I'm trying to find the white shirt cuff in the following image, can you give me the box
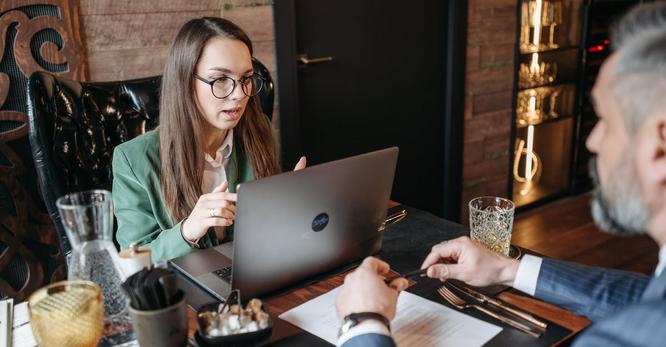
[512,254,543,296]
[336,320,391,347]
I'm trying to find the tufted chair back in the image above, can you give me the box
[26,59,274,257]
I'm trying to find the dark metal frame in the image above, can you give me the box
[273,0,302,172]
[569,1,593,195]
[273,0,468,221]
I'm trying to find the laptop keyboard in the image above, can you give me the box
[213,266,232,282]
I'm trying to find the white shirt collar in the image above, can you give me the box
[656,245,666,277]
[204,130,233,168]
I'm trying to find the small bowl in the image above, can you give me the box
[195,302,272,346]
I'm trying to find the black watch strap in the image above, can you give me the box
[346,312,391,332]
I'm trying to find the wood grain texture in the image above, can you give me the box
[0,0,84,301]
[82,11,220,52]
[80,1,277,84]
[253,40,277,76]
[87,46,169,81]
[1,0,87,79]
[498,291,591,344]
[222,5,275,42]
[513,192,659,275]
[79,0,221,16]
[186,268,591,345]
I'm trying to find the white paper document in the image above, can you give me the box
[279,287,502,347]
[12,301,38,347]
[1,298,11,347]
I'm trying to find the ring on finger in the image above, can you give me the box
[209,208,216,218]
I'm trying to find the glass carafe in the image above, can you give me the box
[56,190,137,346]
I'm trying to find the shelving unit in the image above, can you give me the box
[511,0,643,209]
[511,0,583,208]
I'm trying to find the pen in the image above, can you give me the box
[384,268,428,284]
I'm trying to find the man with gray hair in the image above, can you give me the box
[335,3,666,346]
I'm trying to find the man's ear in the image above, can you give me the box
[647,114,666,184]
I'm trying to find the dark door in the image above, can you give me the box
[275,0,466,219]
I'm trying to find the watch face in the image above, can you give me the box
[337,319,356,338]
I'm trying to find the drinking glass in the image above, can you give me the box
[469,197,515,256]
[28,280,104,347]
[56,189,136,346]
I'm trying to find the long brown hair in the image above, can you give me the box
[159,17,279,222]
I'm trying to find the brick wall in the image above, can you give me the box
[461,0,517,222]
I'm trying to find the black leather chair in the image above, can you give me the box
[26,59,274,257]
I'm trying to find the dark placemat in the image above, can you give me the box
[379,205,508,296]
[407,278,572,347]
[379,205,468,274]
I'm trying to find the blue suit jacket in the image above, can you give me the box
[536,258,666,347]
[344,259,666,347]
[341,333,396,347]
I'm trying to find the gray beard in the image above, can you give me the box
[588,156,647,236]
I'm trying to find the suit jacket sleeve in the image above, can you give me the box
[112,146,192,262]
[341,333,396,347]
[572,299,666,347]
[535,258,650,321]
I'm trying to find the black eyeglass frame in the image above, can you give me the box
[194,73,265,99]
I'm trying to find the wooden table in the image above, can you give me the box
[186,272,590,346]
[184,204,591,346]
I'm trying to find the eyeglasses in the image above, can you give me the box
[194,73,265,99]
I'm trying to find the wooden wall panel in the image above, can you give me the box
[83,11,221,52]
[80,0,279,124]
[79,0,222,15]
[81,1,277,82]
[0,0,87,301]
[86,46,170,81]
[82,10,220,81]
[223,4,277,78]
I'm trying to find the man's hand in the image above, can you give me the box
[421,236,520,287]
[336,257,409,320]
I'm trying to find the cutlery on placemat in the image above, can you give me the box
[448,282,548,330]
[437,285,542,338]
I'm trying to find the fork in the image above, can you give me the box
[437,286,542,338]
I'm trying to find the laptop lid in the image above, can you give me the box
[231,147,399,299]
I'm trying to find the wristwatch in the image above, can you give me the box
[337,312,391,338]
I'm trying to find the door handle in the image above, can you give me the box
[297,54,333,65]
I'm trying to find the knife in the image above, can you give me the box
[449,282,548,330]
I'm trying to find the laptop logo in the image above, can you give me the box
[312,213,329,232]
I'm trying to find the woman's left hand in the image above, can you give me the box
[293,156,307,171]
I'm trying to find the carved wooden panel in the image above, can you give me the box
[0,0,86,301]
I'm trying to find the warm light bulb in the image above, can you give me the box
[528,95,536,116]
[530,53,539,74]
[525,125,535,182]
[532,0,543,46]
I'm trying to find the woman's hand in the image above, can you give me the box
[293,156,307,171]
[181,181,237,243]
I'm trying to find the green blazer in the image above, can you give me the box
[111,129,254,261]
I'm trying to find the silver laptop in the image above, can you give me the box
[170,147,398,301]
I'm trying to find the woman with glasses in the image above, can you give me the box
[112,17,306,261]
